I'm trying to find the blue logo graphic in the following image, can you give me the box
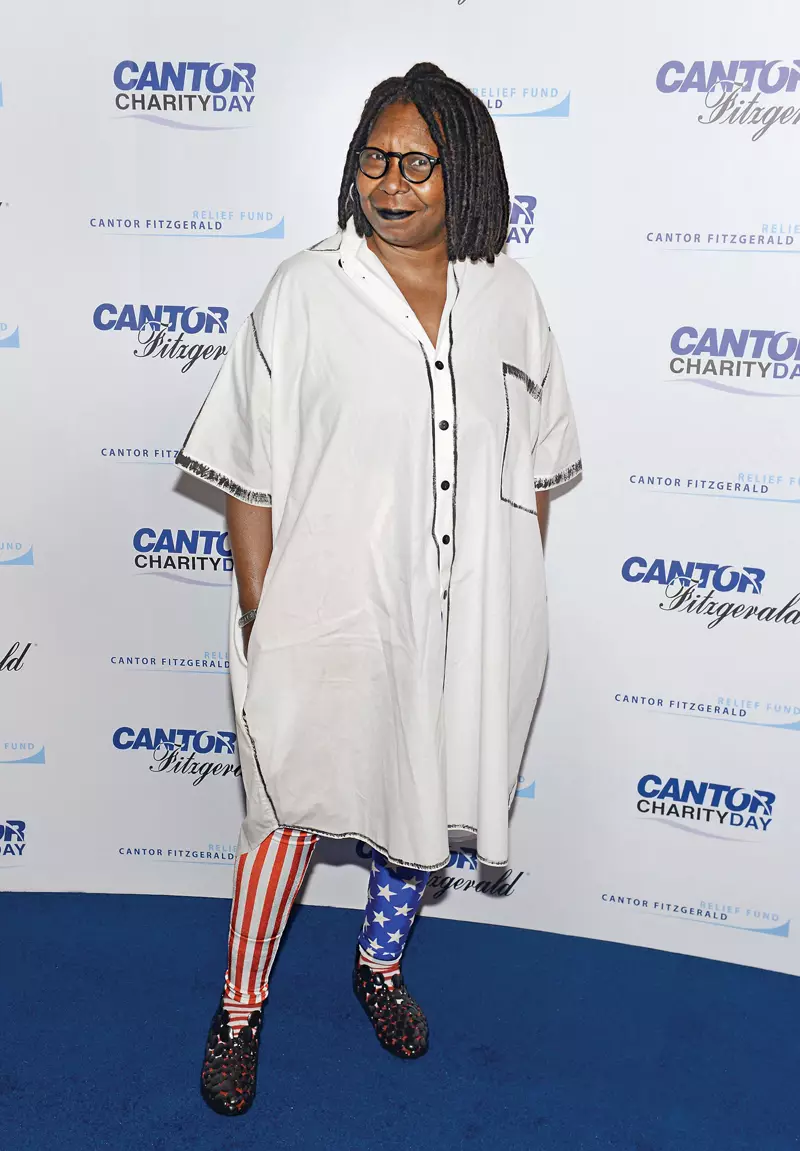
[93,303,228,334]
[118,842,236,864]
[621,558,800,630]
[90,211,284,239]
[515,775,536,799]
[656,60,800,142]
[113,726,241,786]
[101,447,178,464]
[0,323,19,348]
[472,85,570,118]
[0,742,46,765]
[602,892,790,936]
[657,60,800,95]
[637,774,774,835]
[0,541,34,566]
[113,727,236,753]
[615,691,800,733]
[668,326,800,397]
[133,528,232,585]
[95,304,228,375]
[622,557,765,594]
[0,819,26,863]
[629,471,800,505]
[506,195,537,246]
[646,224,797,253]
[110,650,229,674]
[113,61,256,129]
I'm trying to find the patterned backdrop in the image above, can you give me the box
[2,0,800,975]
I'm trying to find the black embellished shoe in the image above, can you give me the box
[200,998,264,1116]
[353,951,429,1059]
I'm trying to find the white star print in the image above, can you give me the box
[402,876,420,890]
[377,883,395,901]
[368,937,381,950]
[362,917,370,932]
[386,929,403,944]
[393,903,413,917]
[371,860,379,875]
[372,910,389,927]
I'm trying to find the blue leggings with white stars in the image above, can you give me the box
[356,850,429,962]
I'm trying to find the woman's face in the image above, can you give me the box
[356,101,446,251]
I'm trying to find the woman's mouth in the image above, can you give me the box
[375,208,415,221]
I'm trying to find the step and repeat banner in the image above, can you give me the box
[2,0,800,975]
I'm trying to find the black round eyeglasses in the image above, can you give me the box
[356,147,442,184]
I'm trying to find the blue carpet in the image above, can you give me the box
[2,892,799,1150]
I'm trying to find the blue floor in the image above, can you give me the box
[3,892,799,1150]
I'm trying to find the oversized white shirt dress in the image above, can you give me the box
[177,220,581,872]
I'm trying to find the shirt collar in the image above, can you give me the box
[338,219,467,354]
[338,217,469,288]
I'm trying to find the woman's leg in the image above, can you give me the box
[357,850,429,975]
[201,826,317,1116]
[353,850,431,1057]
[223,826,318,1031]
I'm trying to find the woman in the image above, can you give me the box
[177,62,581,1116]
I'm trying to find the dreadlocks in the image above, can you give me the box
[337,62,509,264]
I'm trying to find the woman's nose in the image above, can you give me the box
[379,156,408,194]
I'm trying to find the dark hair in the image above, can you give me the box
[337,62,509,264]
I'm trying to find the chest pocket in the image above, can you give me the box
[500,361,541,514]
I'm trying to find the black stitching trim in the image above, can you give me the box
[534,459,583,490]
[502,497,537,513]
[176,452,272,506]
[504,360,543,402]
[241,709,279,824]
[249,313,271,378]
[285,824,451,873]
[419,345,441,571]
[279,823,510,872]
[499,364,537,515]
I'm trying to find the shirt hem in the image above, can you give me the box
[175,451,272,506]
[534,458,582,491]
[282,823,508,872]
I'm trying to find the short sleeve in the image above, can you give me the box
[532,326,582,491]
[175,276,279,506]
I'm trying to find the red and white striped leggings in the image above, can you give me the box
[224,828,318,1023]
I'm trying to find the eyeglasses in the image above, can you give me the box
[356,147,441,184]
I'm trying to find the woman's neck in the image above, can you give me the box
[367,232,449,284]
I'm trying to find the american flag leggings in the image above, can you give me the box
[223,827,429,1008]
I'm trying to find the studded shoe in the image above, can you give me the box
[200,998,264,1116]
[352,951,429,1059]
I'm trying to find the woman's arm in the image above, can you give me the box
[227,495,273,655]
[536,490,549,545]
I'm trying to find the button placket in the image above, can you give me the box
[354,249,460,612]
[430,345,455,606]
